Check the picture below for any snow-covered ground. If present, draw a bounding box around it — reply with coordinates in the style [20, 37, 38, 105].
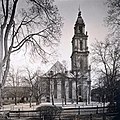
[0, 102, 109, 111]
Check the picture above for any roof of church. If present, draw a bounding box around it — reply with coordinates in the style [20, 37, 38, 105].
[43, 61, 74, 78]
[47, 61, 66, 73]
[43, 61, 66, 77]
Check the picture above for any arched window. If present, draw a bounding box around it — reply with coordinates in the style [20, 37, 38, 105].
[80, 59, 83, 70]
[80, 41, 83, 50]
[79, 26, 82, 33]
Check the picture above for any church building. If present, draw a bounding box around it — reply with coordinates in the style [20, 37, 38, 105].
[39, 9, 91, 104]
[71, 10, 91, 103]
[2, 10, 91, 105]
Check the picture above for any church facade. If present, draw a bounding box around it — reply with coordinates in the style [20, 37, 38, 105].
[40, 10, 91, 104]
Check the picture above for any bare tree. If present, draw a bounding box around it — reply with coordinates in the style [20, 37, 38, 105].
[91, 74, 108, 103]
[33, 76, 47, 105]
[106, 0, 120, 31]
[6, 68, 23, 105]
[61, 60, 68, 105]
[22, 68, 36, 107]
[23, 68, 46, 106]
[91, 39, 120, 103]
[91, 0, 120, 104]
[0, 0, 62, 105]
[105, 0, 120, 45]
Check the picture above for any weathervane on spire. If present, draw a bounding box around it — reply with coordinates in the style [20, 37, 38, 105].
[78, 4, 81, 16]
[78, 4, 80, 12]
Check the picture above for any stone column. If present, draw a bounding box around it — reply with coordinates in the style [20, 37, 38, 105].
[88, 66, 91, 104]
[54, 78, 57, 98]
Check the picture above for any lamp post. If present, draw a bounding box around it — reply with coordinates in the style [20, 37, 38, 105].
[48, 71, 54, 105]
[0, 83, 2, 107]
[75, 68, 84, 104]
[87, 65, 91, 104]
[74, 69, 78, 104]
[29, 91, 32, 108]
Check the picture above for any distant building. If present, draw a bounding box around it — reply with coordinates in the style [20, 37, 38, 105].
[2, 86, 30, 104]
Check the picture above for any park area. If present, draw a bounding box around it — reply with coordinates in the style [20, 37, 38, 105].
[0, 102, 118, 120]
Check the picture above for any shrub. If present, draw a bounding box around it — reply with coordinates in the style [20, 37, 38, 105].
[36, 104, 62, 120]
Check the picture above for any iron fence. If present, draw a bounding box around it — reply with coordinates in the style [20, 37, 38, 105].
[0, 106, 118, 120]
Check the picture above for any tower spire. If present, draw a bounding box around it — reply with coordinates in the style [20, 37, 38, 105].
[78, 5, 81, 17]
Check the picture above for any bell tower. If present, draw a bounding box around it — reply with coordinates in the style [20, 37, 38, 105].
[71, 9, 90, 102]
[71, 10, 89, 75]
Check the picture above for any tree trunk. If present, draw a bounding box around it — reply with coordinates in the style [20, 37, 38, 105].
[52, 94, 54, 105]
[64, 89, 66, 105]
[15, 96, 17, 105]
[39, 96, 41, 103]
[30, 96, 32, 108]
[0, 27, 3, 107]
[36, 97, 39, 105]
[0, 87, 2, 107]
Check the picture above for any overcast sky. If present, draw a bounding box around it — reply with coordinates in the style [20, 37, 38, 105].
[11, 0, 108, 72]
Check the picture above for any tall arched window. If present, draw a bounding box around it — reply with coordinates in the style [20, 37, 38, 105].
[80, 59, 83, 70]
[80, 41, 83, 50]
[79, 26, 82, 33]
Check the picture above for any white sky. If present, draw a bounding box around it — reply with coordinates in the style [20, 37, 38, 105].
[11, 0, 108, 73]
